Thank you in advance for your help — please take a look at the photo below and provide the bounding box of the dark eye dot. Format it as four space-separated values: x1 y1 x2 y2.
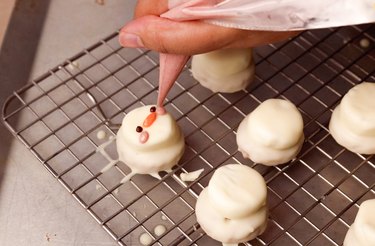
136 126 143 132
150 106 156 112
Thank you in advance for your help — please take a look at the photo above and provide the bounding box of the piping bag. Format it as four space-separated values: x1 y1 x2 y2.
157 0 375 108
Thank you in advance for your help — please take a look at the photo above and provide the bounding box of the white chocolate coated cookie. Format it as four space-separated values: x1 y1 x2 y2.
191 48 255 93
207 164 267 219
236 99 304 166
195 164 268 244
344 199 375 246
116 106 185 174
329 82 375 154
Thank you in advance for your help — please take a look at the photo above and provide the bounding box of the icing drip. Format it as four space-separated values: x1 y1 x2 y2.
120 172 136 184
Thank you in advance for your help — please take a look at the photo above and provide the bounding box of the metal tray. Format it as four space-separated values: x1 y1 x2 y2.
2 25 375 246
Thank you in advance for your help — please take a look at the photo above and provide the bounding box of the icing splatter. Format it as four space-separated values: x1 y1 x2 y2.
154 225 167 236
139 232 153 245
96 130 106 140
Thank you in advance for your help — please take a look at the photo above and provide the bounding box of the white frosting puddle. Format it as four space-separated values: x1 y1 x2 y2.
154 224 167 236
95 130 170 195
180 168 204 182
96 130 106 140
67 61 79 71
139 232 153 246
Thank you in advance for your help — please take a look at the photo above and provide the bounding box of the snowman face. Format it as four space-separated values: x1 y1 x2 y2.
120 105 173 149
135 106 157 144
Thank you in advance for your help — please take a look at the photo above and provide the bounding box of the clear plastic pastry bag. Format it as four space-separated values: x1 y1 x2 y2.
162 0 375 31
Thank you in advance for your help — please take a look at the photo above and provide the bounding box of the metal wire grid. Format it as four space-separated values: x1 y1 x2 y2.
2 24 375 245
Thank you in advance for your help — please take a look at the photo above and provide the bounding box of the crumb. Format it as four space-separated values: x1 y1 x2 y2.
359 38 370 48
68 61 79 70
95 0 105 5
45 233 56 242
113 188 119 195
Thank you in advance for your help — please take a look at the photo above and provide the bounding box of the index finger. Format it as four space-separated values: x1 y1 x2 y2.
134 0 169 18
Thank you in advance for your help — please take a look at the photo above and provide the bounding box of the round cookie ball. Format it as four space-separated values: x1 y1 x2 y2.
236 99 304 166
191 48 255 93
116 105 185 174
195 164 268 244
329 82 375 154
344 199 375 246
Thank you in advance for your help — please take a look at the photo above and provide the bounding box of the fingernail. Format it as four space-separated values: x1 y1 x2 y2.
119 32 144 48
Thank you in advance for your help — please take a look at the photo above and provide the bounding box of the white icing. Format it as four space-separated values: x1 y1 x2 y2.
344 199 375 246
207 165 267 219
195 164 268 244
329 82 375 154
236 99 304 166
191 48 255 93
97 136 118 173
154 225 167 236
359 38 370 48
96 130 106 140
68 61 79 71
180 168 204 182
116 105 185 174
139 232 153 246
120 172 135 184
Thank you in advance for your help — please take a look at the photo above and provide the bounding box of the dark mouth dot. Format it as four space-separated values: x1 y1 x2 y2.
136 126 143 132
150 106 156 112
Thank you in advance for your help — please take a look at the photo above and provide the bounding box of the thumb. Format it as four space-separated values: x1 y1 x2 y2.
119 15 240 55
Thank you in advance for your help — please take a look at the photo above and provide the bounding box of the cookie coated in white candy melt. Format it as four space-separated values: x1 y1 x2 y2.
116 105 185 174
191 48 255 93
329 82 375 154
195 164 268 244
343 199 375 246
236 99 304 166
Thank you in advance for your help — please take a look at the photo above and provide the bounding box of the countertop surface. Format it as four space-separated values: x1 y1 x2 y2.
0 1 136 245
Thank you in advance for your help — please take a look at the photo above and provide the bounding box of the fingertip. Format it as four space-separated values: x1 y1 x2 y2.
119 32 145 48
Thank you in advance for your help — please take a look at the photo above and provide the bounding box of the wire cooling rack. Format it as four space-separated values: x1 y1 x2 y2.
2 24 375 246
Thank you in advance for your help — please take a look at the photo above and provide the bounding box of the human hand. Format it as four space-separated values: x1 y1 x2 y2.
119 0 298 55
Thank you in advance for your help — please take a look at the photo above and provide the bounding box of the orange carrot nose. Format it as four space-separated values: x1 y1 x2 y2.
143 112 157 127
